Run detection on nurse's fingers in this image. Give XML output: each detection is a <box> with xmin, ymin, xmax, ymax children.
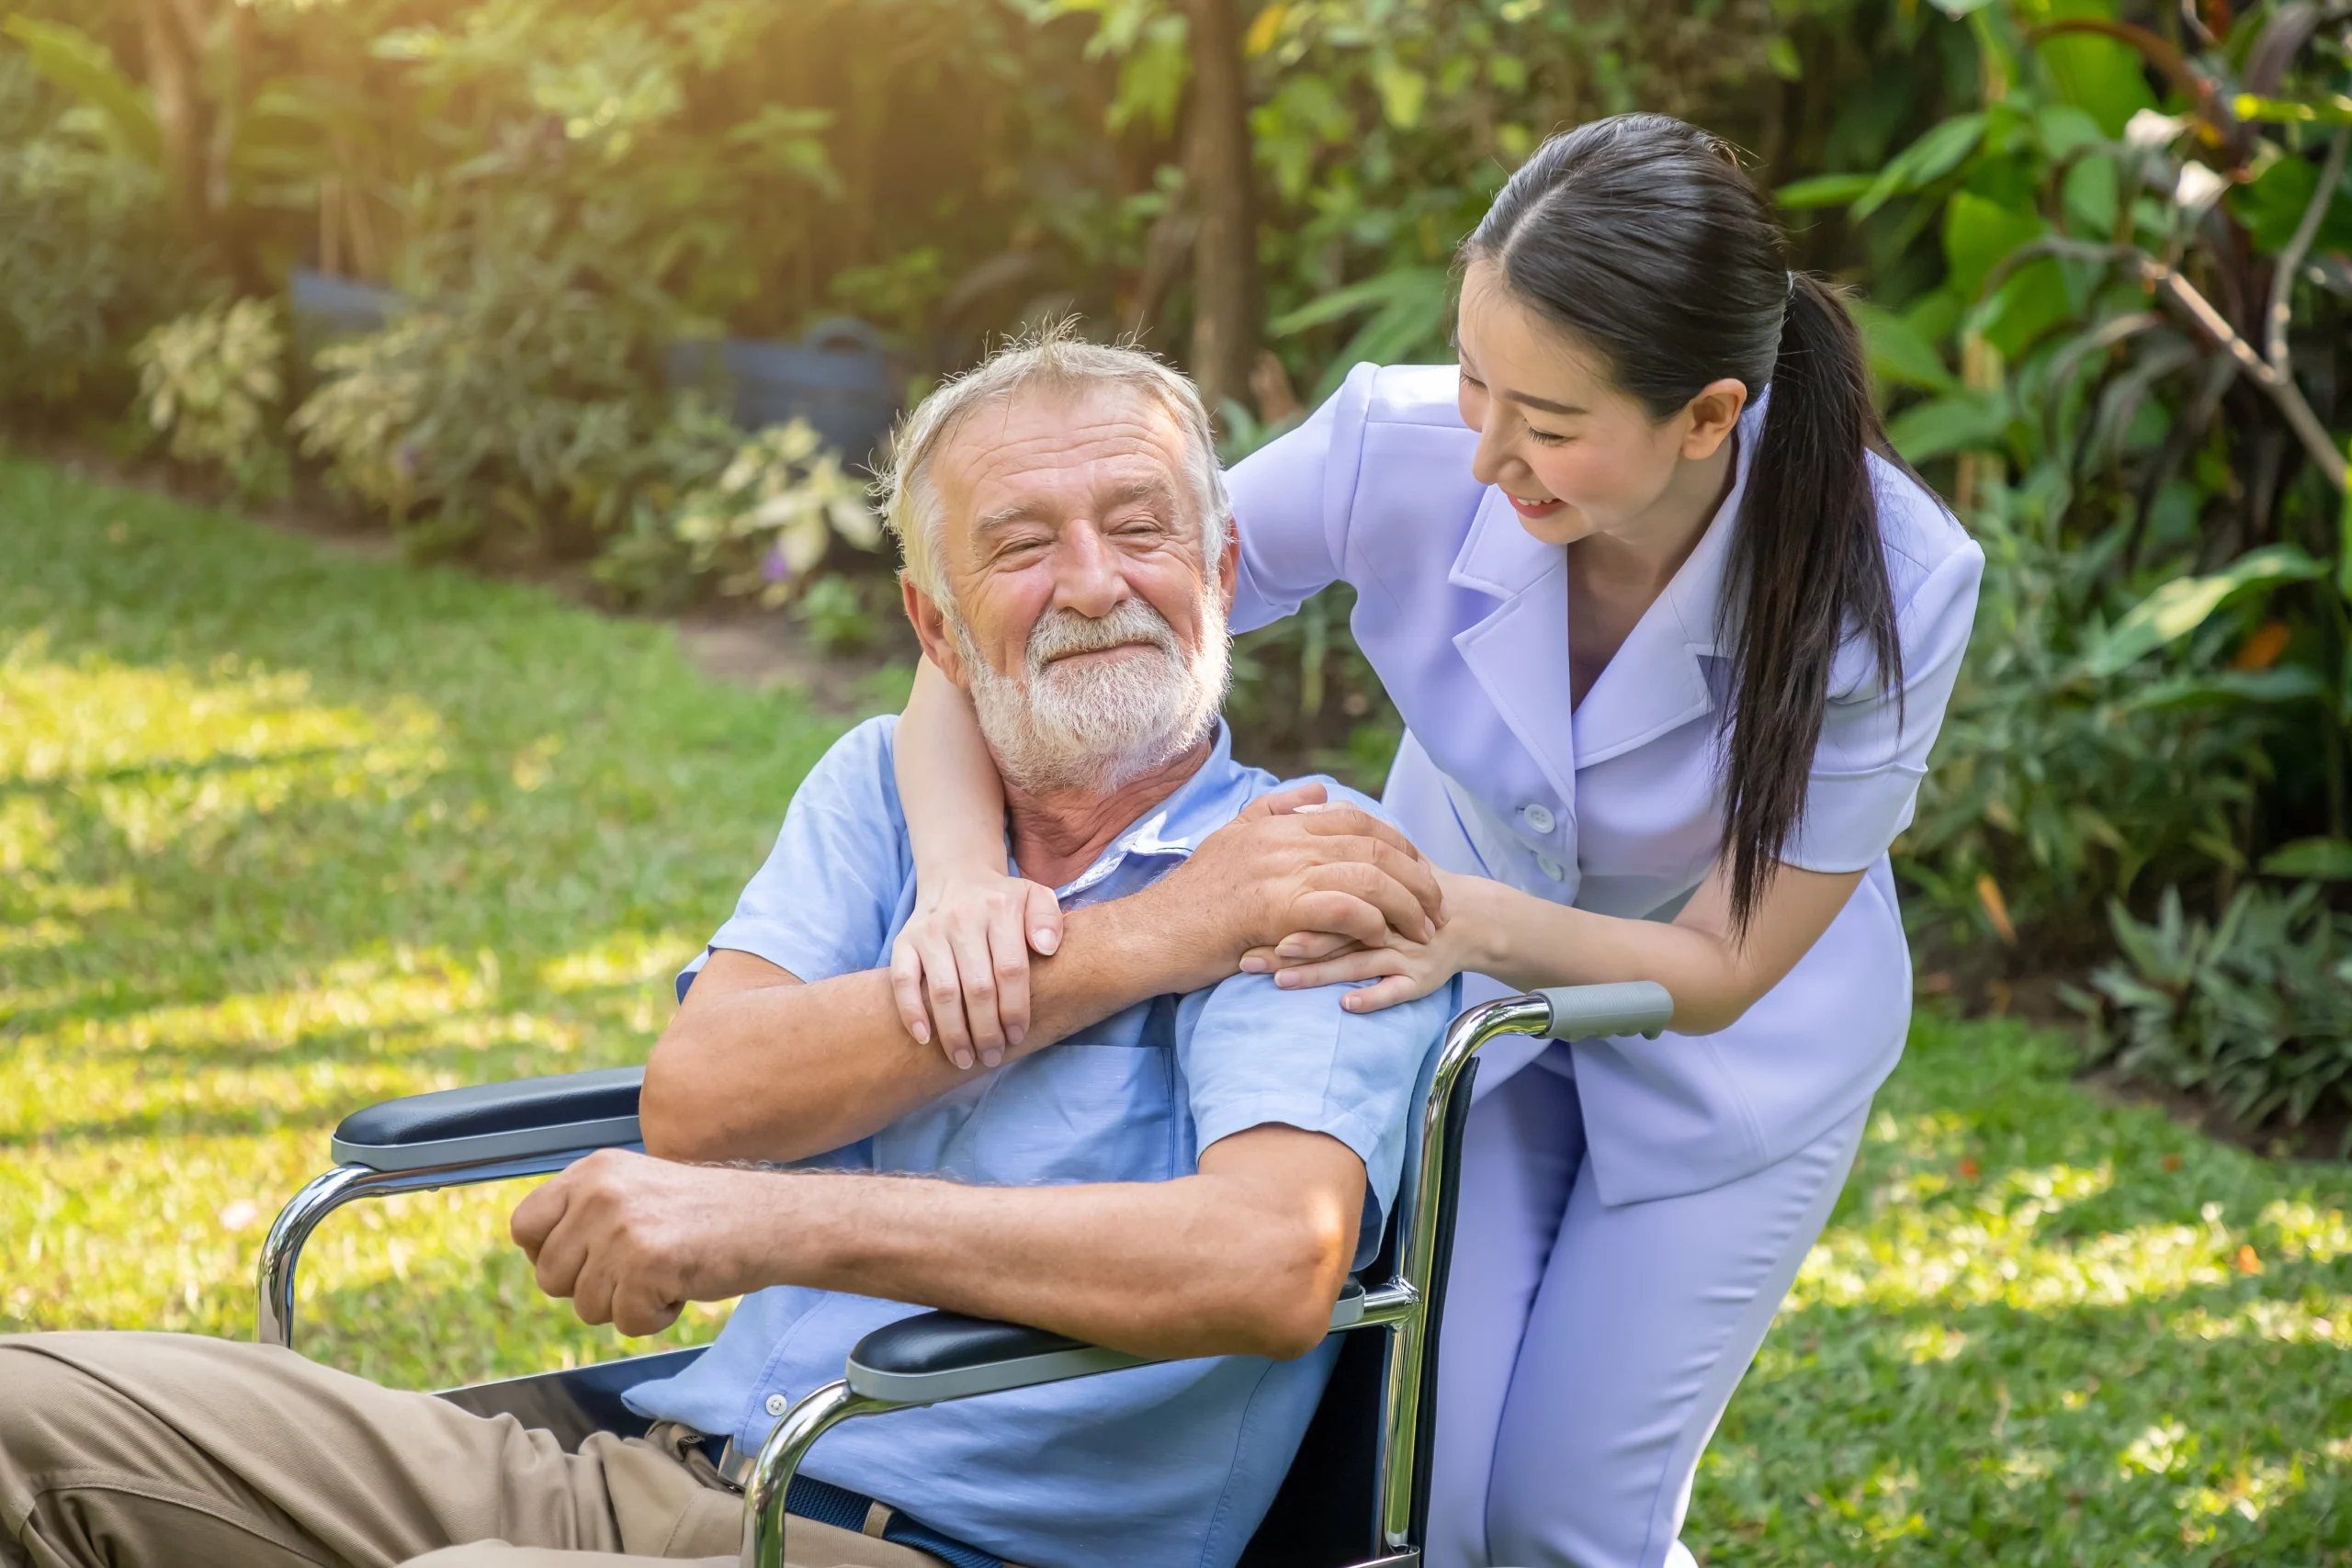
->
<box><xmin>1238</xmin><ymin>935</ymin><xmax>1360</xmax><ymax>974</ymax></box>
<box><xmin>1339</xmin><ymin>974</ymin><xmax>1426</xmax><ymax>1012</ymax></box>
<box><xmin>1269</xmin><ymin>946</ymin><xmax>1405</xmax><ymax>991</ymax></box>
<box><xmin>946</xmin><ymin>921</ymin><xmax>1010</xmax><ymax>1068</ymax></box>
<box><xmin>888</xmin><ymin>934</ymin><xmax>939</xmax><ymax>1052</ymax></box>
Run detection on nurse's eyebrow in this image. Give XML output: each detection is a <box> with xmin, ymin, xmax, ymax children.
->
<box><xmin>1502</xmin><ymin>389</ymin><xmax>1587</xmax><ymax>417</ymax></box>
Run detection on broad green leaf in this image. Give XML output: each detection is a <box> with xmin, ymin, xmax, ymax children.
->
<box><xmin>1885</xmin><ymin>391</ymin><xmax>2010</xmax><ymax>462</ymax></box>
<box><xmin>2</xmin><ymin>15</ymin><xmax>159</xmax><ymax>166</ymax></box>
<box><xmin>2259</xmin><ymin>837</ymin><xmax>2352</xmax><ymax>880</ymax></box>
<box><xmin>1766</xmin><ymin>37</ymin><xmax>1802</xmax><ymax>82</ymax></box>
<box><xmin>1850</xmin><ymin>300</ymin><xmax>1958</xmax><ymax>391</ymax></box>
<box><xmin>2061</xmin><ymin>153</ymin><xmax>2120</xmax><ymax>233</ymax></box>
<box><xmin>1853</xmin><ymin>113</ymin><xmax>1988</xmax><ymax>220</ymax></box>
<box><xmin>1372</xmin><ymin>61</ymin><xmax>1426</xmax><ymax>131</ymax></box>
<box><xmin>2085</xmin><ymin>545</ymin><xmax>2328</xmax><ymax>676</ymax></box>
<box><xmin>1270</xmin><ymin>267</ymin><xmax>1449</xmax><ymax>336</ymax></box>
<box><xmin>2032</xmin><ymin>7</ymin><xmax>2156</xmax><ymax>137</ymax></box>
<box><xmin>2229</xmin><ymin>152</ymin><xmax>2352</xmax><ymax>256</ymax></box>
<box><xmin>2036</xmin><ymin>104</ymin><xmax>2106</xmax><ymax>159</ymax></box>
<box><xmin>1978</xmin><ymin>256</ymin><xmax>2074</xmax><ymax>357</ymax></box>
<box><xmin>2126</xmin><ymin>667</ymin><xmax>2328</xmax><ymax>709</ymax></box>
<box><xmin>1777</xmin><ymin>173</ymin><xmax>1877</xmax><ymax>210</ymax></box>
<box><xmin>1944</xmin><ymin>190</ymin><xmax>2048</xmax><ymax>298</ymax></box>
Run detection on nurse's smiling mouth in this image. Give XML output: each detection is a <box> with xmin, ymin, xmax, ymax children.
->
<box><xmin>1504</xmin><ymin>491</ymin><xmax>1566</xmax><ymax>521</ymax></box>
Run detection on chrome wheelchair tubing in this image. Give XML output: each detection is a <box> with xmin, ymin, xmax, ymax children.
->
<box><xmin>739</xmin><ymin>1379</ymin><xmax>907</xmax><ymax>1568</ymax></box>
<box><xmin>1374</xmin><ymin>992</ymin><xmax>1554</xmax><ymax>1554</ymax></box>
<box><xmin>255</xmin><ymin>1149</ymin><xmax>610</xmax><ymax>1349</ymax></box>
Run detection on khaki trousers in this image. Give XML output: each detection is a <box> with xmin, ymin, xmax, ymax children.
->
<box><xmin>0</xmin><ymin>1333</ymin><xmax>944</xmax><ymax>1568</ymax></box>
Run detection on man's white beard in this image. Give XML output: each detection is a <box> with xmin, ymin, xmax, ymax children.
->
<box><xmin>952</xmin><ymin>592</ymin><xmax>1230</xmax><ymax>795</ymax></box>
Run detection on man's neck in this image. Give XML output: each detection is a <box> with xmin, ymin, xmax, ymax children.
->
<box><xmin>1002</xmin><ymin>733</ymin><xmax>1217</xmax><ymax>891</ymax></box>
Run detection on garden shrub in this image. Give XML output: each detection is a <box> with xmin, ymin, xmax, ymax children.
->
<box><xmin>2076</xmin><ymin>883</ymin><xmax>2352</xmax><ymax>1144</ymax></box>
<box><xmin>0</xmin><ymin>51</ymin><xmax>184</xmax><ymax>413</ymax></box>
<box><xmin>132</xmin><ymin>299</ymin><xmax>289</xmax><ymax>499</ymax></box>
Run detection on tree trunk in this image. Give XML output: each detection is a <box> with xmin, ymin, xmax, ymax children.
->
<box><xmin>1182</xmin><ymin>0</ymin><xmax>1259</xmax><ymax>420</ymax></box>
<box><xmin>139</xmin><ymin>0</ymin><xmax>207</xmax><ymax>246</ymax></box>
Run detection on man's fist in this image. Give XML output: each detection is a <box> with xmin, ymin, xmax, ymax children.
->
<box><xmin>510</xmin><ymin>1148</ymin><xmax>766</xmax><ymax>1338</ymax></box>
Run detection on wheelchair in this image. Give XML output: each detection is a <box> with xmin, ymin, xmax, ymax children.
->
<box><xmin>256</xmin><ymin>982</ymin><xmax>1672</xmax><ymax>1568</ymax></box>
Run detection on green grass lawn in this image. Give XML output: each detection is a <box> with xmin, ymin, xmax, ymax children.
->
<box><xmin>4</xmin><ymin>457</ymin><xmax>2348</xmax><ymax>1563</ymax></box>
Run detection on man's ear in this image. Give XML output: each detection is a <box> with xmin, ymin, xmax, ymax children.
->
<box><xmin>1216</xmin><ymin>524</ymin><xmax>1239</xmax><ymax>619</ymax></box>
<box><xmin>1679</xmin><ymin>378</ymin><xmax>1748</xmax><ymax>461</ymax></box>
<box><xmin>901</xmin><ymin>575</ymin><xmax>968</xmax><ymax>687</ymax></box>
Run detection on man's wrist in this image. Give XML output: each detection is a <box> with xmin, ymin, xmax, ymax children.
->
<box><xmin>1075</xmin><ymin>879</ymin><xmax>1233</xmax><ymax>996</ymax></box>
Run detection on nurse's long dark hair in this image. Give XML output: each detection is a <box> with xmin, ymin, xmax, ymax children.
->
<box><xmin>1464</xmin><ymin>113</ymin><xmax>1913</xmax><ymax>939</ymax></box>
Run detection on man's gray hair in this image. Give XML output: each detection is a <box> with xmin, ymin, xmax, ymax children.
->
<box><xmin>874</xmin><ymin>320</ymin><xmax>1231</xmax><ymax>602</ymax></box>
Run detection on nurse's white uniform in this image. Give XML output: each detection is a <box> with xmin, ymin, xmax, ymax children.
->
<box><xmin>1225</xmin><ymin>364</ymin><xmax>1984</xmax><ymax>1568</ymax></box>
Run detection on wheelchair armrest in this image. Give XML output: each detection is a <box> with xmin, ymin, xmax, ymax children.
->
<box><xmin>329</xmin><ymin>1066</ymin><xmax>644</xmax><ymax>1171</ymax></box>
<box><xmin>1537</xmin><ymin>980</ymin><xmax>1673</xmax><ymax>1042</ymax></box>
<box><xmin>842</xmin><ymin>1278</ymin><xmax>1368</xmax><ymax>1404</ymax></box>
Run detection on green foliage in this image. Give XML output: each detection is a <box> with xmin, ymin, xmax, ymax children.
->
<box><xmin>132</xmin><ymin>299</ymin><xmax>290</xmax><ymax>499</ymax></box>
<box><xmin>2078</xmin><ymin>884</ymin><xmax>2352</xmax><ymax>1139</ymax></box>
<box><xmin>1828</xmin><ymin>2</ymin><xmax>2352</xmax><ymax>971</ymax></box>
<box><xmin>794</xmin><ymin>573</ymin><xmax>883</xmax><ymax>656</ymax></box>
<box><xmin>0</xmin><ymin>50</ymin><xmax>182</xmax><ymax>412</ymax></box>
<box><xmin>287</xmin><ymin>240</ymin><xmax>669</xmax><ymax>560</ymax></box>
<box><xmin>658</xmin><ymin>420</ymin><xmax>883</xmax><ymax>609</ymax></box>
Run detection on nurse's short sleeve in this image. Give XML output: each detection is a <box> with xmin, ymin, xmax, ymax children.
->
<box><xmin>1177</xmin><ymin>970</ymin><xmax>1453</xmax><ymax>1267</ymax></box>
<box><xmin>680</xmin><ymin>716</ymin><xmax>910</xmax><ymax>994</ymax></box>
<box><xmin>1786</xmin><ymin>528</ymin><xmax>1986</xmax><ymax>874</ymax></box>
<box><xmin>1225</xmin><ymin>363</ymin><xmax>1379</xmax><ymax>632</ymax></box>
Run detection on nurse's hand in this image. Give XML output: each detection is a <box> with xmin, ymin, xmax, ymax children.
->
<box><xmin>1179</xmin><ymin>784</ymin><xmax>1446</xmax><ymax>959</ymax></box>
<box><xmin>889</xmin><ymin>869</ymin><xmax>1066</xmax><ymax>1071</ymax></box>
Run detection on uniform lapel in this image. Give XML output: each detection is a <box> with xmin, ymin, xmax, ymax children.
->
<box><xmin>1448</xmin><ymin>488</ymin><xmax>1581</xmax><ymax>808</ymax></box>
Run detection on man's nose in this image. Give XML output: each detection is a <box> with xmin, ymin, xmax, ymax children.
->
<box><xmin>1048</xmin><ymin>523</ymin><xmax>1130</xmax><ymax>619</ymax></box>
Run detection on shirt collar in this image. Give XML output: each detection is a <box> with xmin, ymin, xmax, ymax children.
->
<box><xmin>1042</xmin><ymin>721</ymin><xmax>1252</xmax><ymax>903</ymax></box>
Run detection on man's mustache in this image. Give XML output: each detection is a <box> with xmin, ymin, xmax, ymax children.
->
<box><xmin>1026</xmin><ymin>601</ymin><xmax>1180</xmax><ymax>674</ymax></box>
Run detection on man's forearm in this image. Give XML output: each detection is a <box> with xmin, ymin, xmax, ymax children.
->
<box><xmin>643</xmin><ymin>881</ymin><xmax>1235</xmax><ymax>1164</ymax></box>
<box><xmin>710</xmin><ymin>1144</ymin><xmax>1354</xmax><ymax>1360</ymax></box>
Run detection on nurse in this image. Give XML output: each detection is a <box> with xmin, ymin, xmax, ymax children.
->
<box><xmin>882</xmin><ymin>114</ymin><xmax>1982</xmax><ymax>1568</ymax></box>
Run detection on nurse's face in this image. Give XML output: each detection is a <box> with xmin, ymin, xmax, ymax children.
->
<box><xmin>1454</xmin><ymin>258</ymin><xmax>1745</xmax><ymax>548</ymax></box>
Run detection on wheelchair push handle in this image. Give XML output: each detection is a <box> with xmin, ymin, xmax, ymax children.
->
<box><xmin>1535</xmin><ymin>980</ymin><xmax>1673</xmax><ymax>1042</ymax></box>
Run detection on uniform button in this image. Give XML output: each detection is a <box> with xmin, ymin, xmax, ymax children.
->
<box><xmin>1535</xmin><ymin>853</ymin><xmax>1565</xmax><ymax>882</ymax></box>
<box><xmin>764</xmin><ymin>1393</ymin><xmax>789</xmax><ymax>1417</ymax></box>
<box><xmin>1521</xmin><ymin>803</ymin><xmax>1555</xmax><ymax>835</ymax></box>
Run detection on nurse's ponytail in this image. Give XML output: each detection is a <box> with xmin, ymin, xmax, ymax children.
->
<box><xmin>1464</xmin><ymin>113</ymin><xmax>1919</xmax><ymax>938</ymax></box>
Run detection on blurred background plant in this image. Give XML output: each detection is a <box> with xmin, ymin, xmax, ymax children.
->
<box><xmin>132</xmin><ymin>297</ymin><xmax>289</xmax><ymax>500</ymax></box>
<box><xmin>4</xmin><ymin>0</ymin><xmax>2351</xmax><ymax>1134</ymax></box>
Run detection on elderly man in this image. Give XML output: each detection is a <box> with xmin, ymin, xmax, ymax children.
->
<box><xmin>0</xmin><ymin>331</ymin><xmax>1452</xmax><ymax>1568</ymax></box>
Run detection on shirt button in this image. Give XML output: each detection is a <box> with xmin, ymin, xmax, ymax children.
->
<box><xmin>1521</xmin><ymin>803</ymin><xmax>1556</xmax><ymax>835</ymax></box>
<box><xmin>764</xmin><ymin>1393</ymin><xmax>789</xmax><ymax>1417</ymax></box>
<box><xmin>1535</xmin><ymin>853</ymin><xmax>1565</xmax><ymax>882</ymax></box>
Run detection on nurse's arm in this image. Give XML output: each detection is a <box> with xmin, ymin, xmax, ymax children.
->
<box><xmin>512</xmin><ymin>1125</ymin><xmax>1364</xmax><ymax>1359</ymax></box>
<box><xmin>888</xmin><ymin>657</ymin><xmax>1062</xmax><ymax>1067</ymax></box>
<box><xmin>1456</xmin><ymin>860</ymin><xmax>1865</xmax><ymax>1034</ymax></box>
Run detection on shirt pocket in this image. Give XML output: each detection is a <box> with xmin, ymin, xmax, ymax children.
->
<box><xmin>875</xmin><ymin>1042</ymin><xmax>1180</xmax><ymax>1189</ymax></box>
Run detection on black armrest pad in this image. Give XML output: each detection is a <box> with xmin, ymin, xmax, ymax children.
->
<box><xmin>846</xmin><ymin>1312</ymin><xmax>1148</xmax><ymax>1404</ymax></box>
<box><xmin>857</xmin><ymin>1312</ymin><xmax>1091</xmax><ymax>1376</ymax></box>
<box><xmin>841</xmin><ymin>1280</ymin><xmax>1369</xmax><ymax>1406</ymax></box>
<box><xmin>331</xmin><ymin>1066</ymin><xmax>644</xmax><ymax>1171</ymax></box>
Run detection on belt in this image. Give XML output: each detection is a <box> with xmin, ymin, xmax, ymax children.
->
<box><xmin>697</xmin><ymin>1432</ymin><xmax>1018</xmax><ymax>1568</ymax></box>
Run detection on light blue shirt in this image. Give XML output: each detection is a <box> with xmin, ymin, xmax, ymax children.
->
<box><xmin>625</xmin><ymin>715</ymin><xmax>1450</xmax><ymax>1568</ymax></box>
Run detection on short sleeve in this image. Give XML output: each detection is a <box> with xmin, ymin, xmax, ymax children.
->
<box><xmin>1177</xmin><ymin>968</ymin><xmax>1454</xmax><ymax>1267</ymax></box>
<box><xmin>676</xmin><ymin>716</ymin><xmax>912</xmax><ymax>998</ymax></box>
<box><xmin>1785</xmin><ymin>533</ymin><xmax>1986</xmax><ymax>874</ymax></box>
<box><xmin>1226</xmin><ymin>364</ymin><xmax>1379</xmax><ymax>632</ymax></box>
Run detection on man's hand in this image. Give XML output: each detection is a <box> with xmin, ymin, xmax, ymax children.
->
<box><xmin>1162</xmin><ymin>784</ymin><xmax>1445</xmax><ymax>967</ymax></box>
<box><xmin>510</xmin><ymin>1149</ymin><xmax>768</xmax><ymax>1338</ymax></box>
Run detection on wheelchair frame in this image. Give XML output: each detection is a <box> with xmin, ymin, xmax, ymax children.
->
<box><xmin>258</xmin><ymin>982</ymin><xmax>1672</xmax><ymax>1568</ymax></box>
